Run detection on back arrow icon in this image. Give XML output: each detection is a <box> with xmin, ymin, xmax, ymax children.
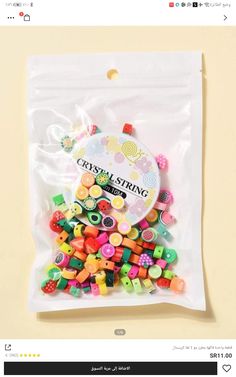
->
<box><xmin>224</xmin><ymin>15</ymin><xmax>227</xmax><ymax>21</ymax></box>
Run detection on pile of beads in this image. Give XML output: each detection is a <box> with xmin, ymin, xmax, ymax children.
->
<box><xmin>43</xmin><ymin>166</ymin><xmax>185</xmax><ymax>297</ymax></box>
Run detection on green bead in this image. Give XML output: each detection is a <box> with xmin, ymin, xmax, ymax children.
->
<box><xmin>83</xmin><ymin>196</ymin><xmax>97</xmax><ymax>211</ymax></box>
<box><xmin>69</xmin><ymin>286</ymin><xmax>81</xmax><ymax>297</ymax></box>
<box><xmin>68</xmin><ymin>232</ymin><xmax>75</xmax><ymax>243</ymax></box>
<box><xmin>96</xmin><ymin>250</ymin><xmax>102</xmax><ymax>259</ymax></box>
<box><xmin>57</xmin><ymin>203</ymin><xmax>68</xmax><ymax>213</ymax></box>
<box><xmin>162</xmin><ymin>248</ymin><xmax>177</xmax><ymax>264</ymax></box>
<box><xmin>96</xmin><ymin>172</ymin><xmax>110</xmax><ymax>187</ymax></box>
<box><xmin>82</xmin><ymin>286</ymin><xmax>91</xmax><ymax>293</ymax></box>
<box><xmin>69</xmin><ymin>258</ymin><xmax>84</xmax><ymax>270</ymax></box>
<box><xmin>52</xmin><ymin>194</ymin><xmax>65</xmax><ymax>206</ymax></box>
<box><xmin>57</xmin><ymin>277</ymin><xmax>68</xmax><ymax>290</ymax></box>
<box><xmin>132</xmin><ymin>278</ymin><xmax>143</xmax><ymax>293</ymax></box>
<box><xmin>120</xmin><ymin>263</ymin><xmax>132</xmax><ymax>276</ymax></box>
<box><xmin>68</xmin><ymin>217</ymin><xmax>80</xmax><ymax>228</ymax></box>
<box><xmin>106</xmin><ymin>271</ymin><xmax>114</xmax><ymax>287</ymax></box>
<box><xmin>156</xmin><ymin>223</ymin><xmax>172</xmax><ymax>241</ymax></box>
<box><xmin>121</xmin><ymin>276</ymin><xmax>133</xmax><ymax>292</ymax></box>
<box><xmin>87</xmin><ymin>211</ymin><xmax>102</xmax><ymax>225</ymax></box>
<box><xmin>162</xmin><ymin>270</ymin><xmax>175</xmax><ymax>280</ymax></box>
<box><xmin>153</xmin><ymin>245</ymin><xmax>164</xmax><ymax>259</ymax></box>
<box><xmin>47</xmin><ymin>267</ymin><xmax>61</xmax><ymax>281</ymax></box>
<box><xmin>148</xmin><ymin>265</ymin><xmax>162</xmax><ymax>279</ymax></box>
<box><xmin>122</xmin><ymin>248</ymin><xmax>132</xmax><ymax>263</ymax></box>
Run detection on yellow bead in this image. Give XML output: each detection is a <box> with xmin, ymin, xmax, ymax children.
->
<box><xmin>95</xmin><ymin>270</ymin><xmax>106</xmax><ymax>284</ymax></box>
<box><xmin>59</xmin><ymin>242</ymin><xmax>74</xmax><ymax>256</ymax></box>
<box><xmin>73</xmin><ymin>224</ymin><xmax>85</xmax><ymax>237</ymax></box>
<box><xmin>111</xmin><ymin>195</ymin><xmax>125</xmax><ymax>210</ymax></box>
<box><xmin>99</xmin><ymin>282</ymin><xmax>108</xmax><ymax>295</ymax></box>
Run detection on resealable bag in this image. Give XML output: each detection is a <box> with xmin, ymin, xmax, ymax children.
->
<box><xmin>28</xmin><ymin>52</ymin><xmax>205</xmax><ymax>312</ymax></box>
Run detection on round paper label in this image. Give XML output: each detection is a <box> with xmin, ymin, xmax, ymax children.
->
<box><xmin>73</xmin><ymin>132</ymin><xmax>160</xmax><ymax>227</ymax></box>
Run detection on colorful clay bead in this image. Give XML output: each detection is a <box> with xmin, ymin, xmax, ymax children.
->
<box><xmin>52</xmin><ymin>194</ymin><xmax>65</xmax><ymax>206</ymax></box>
<box><xmin>141</xmin><ymin>227</ymin><xmax>158</xmax><ymax>242</ymax></box>
<box><xmin>139</xmin><ymin>253</ymin><xmax>154</xmax><ymax>268</ymax></box>
<box><xmin>73</xmin><ymin>250</ymin><xmax>87</xmax><ymax>262</ymax></box>
<box><xmin>138</xmin><ymin>218</ymin><xmax>149</xmax><ymax>230</ymax></box>
<box><xmin>49</xmin><ymin>219</ymin><xmax>63</xmax><ymax>234</ymax></box>
<box><xmin>96</xmin><ymin>172</ymin><xmax>109</xmax><ymax>187</ymax></box>
<box><xmin>106</xmin><ymin>271</ymin><xmax>115</xmax><ymax>287</ymax></box>
<box><xmin>83</xmin><ymin>225</ymin><xmax>99</xmax><ymax>238</ymax></box>
<box><xmin>137</xmin><ymin>266</ymin><xmax>147</xmax><ymax>279</ymax></box>
<box><xmin>99</xmin><ymin>283</ymin><xmax>108</xmax><ymax>295</ymax></box>
<box><xmin>52</xmin><ymin>210</ymin><xmax>65</xmax><ymax>222</ymax></box>
<box><xmin>94</xmin><ymin>270</ymin><xmax>106</xmax><ymax>284</ymax></box>
<box><xmin>156</xmin><ymin>259</ymin><xmax>167</xmax><ymax>269</ymax></box>
<box><xmin>120</xmin><ymin>263</ymin><xmax>132</xmax><ymax>276</ymax></box>
<box><xmin>121</xmin><ymin>276</ymin><xmax>133</xmax><ymax>292</ymax></box>
<box><xmin>96</xmin><ymin>232</ymin><xmax>109</xmax><ymax>246</ymax></box>
<box><xmin>148</xmin><ymin>265</ymin><xmax>162</xmax><ymax>279</ymax></box>
<box><xmin>142</xmin><ymin>242</ymin><xmax>155</xmax><ymax>250</ymax></box>
<box><xmin>69</xmin><ymin>286</ymin><xmax>81</xmax><ymax>297</ymax></box>
<box><xmin>81</xmin><ymin>172</ymin><xmax>95</xmax><ymax>188</ymax></box>
<box><xmin>156</xmin><ymin>277</ymin><xmax>171</xmax><ymax>288</ymax></box>
<box><xmin>47</xmin><ymin>264</ymin><xmax>61</xmax><ymax>281</ymax></box>
<box><xmin>84</xmin><ymin>259</ymin><xmax>99</xmax><ymax>274</ymax></box>
<box><xmin>70</xmin><ymin>237</ymin><xmax>85</xmax><ymax>252</ymax></box>
<box><xmin>76</xmin><ymin>268</ymin><xmax>90</xmax><ymax>283</ymax></box>
<box><xmin>158</xmin><ymin>189</ymin><xmax>173</xmax><ymax>205</ymax></box>
<box><xmin>69</xmin><ymin>202</ymin><xmax>83</xmax><ymax>216</ymax></box>
<box><xmin>133</xmin><ymin>244</ymin><xmax>143</xmax><ymax>255</ymax></box>
<box><xmin>143</xmin><ymin>278</ymin><xmax>156</xmax><ymax>293</ymax></box>
<box><xmin>59</xmin><ymin>242</ymin><xmax>75</xmax><ymax>256</ymax></box>
<box><xmin>83</xmin><ymin>196</ymin><xmax>97</xmax><ymax>211</ymax></box>
<box><xmin>76</xmin><ymin>185</ymin><xmax>89</xmax><ymax>201</ymax></box>
<box><xmin>54</xmin><ymin>252</ymin><xmax>70</xmax><ymax>268</ymax></box>
<box><xmin>122</xmin><ymin>248</ymin><xmax>132</xmax><ymax>263</ymax></box>
<box><xmin>162</xmin><ymin>248</ymin><xmax>177</xmax><ymax>264</ymax></box>
<box><xmin>117</xmin><ymin>221</ymin><xmax>131</xmax><ymax>235</ymax></box>
<box><xmin>160</xmin><ymin>211</ymin><xmax>175</xmax><ymax>226</ymax></box>
<box><xmin>69</xmin><ymin>258</ymin><xmax>84</xmax><ymax>270</ymax></box>
<box><xmin>122</xmin><ymin>237</ymin><xmax>136</xmax><ymax>251</ymax></box>
<box><xmin>102</xmin><ymin>215</ymin><xmax>116</xmax><ymax>230</ymax></box>
<box><xmin>153</xmin><ymin>201</ymin><xmax>167</xmax><ymax>211</ymax></box>
<box><xmin>73</xmin><ymin>224</ymin><xmax>85</xmax><ymax>237</ymax></box>
<box><xmin>128</xmin><ymin>253</ymin><xmax>140</xmax><ymax>265</ymax></box>
<box><xmin>55</xmin><ymin>230</ymin><xmax>69</xmax><ymax>245</ymax></box>
<box><xmin>153</xmin><ymin>245</ymin><xmax>164</xmax><ymax>259</ymax></box>
<box><xmin>97</xmin><ymin>197</ymin><xmax>111</xmax><ymax>212</ymax></box>
<box><xmin>101</xmin><ymin>243</ymin><xmax>115</xmax><ymax>258</ymax></box>
<box><xmin>56</xmin><ymin>276</ymin><xmax>68</xmax><ymax>290</ymax></box>
<box><xmin>57</xmin><ymin>202</ymin><xmax>69</xmax><ymax>213</ymax></box>
<box><xmin>91</xmin><ymin>283</ymin><xmax>100</xmax><ymax>296</ymax></box>
<box><xmin>85</xmin><ymin>237</ymin><xmax>100</xmax><ymax>254</ymax></box>
<box><xmin>61</xmin><ymin>268</ymin><xmax>77</xmax><ymax>280</ymax></box>
<box><xmin>170</xmin><ymin>276</ymin><xmax>185</xmax><ymax>293</ymax></box>
<box><xmin>87</xmin><ymin>124</ymin><xmax>98</xmax><ymax>135</ymax></box>
<box><xmin>162</xmin><ymin>270</ymin><xmax>175</xmax><ymax>280</ymax></box>
<box><xmin>156</xmin><ymin>154</ymin><xmax>168</xmax><ymax>170</ymax></box>
<box><xmin>145</xmin><ymin>209</ymin><xmax>158</xmax><ymax>224</ymax></box>
<box><xmin>122</xmin><ymin>123</ymin><xmax>133</xmax><ymax>135</ymax></box>
<box><xmin>111</xmin><ymin>195</ymin><xmax>125</xmax><ymax>210</ymax></box>
<box><xmin>156</xmin><ymin>223</ymin><xmax>172</xmax><ymax>241</ymax></box>
<box><xmin>99</xmin><ymin>259</ymin><xmax>115</xmax><ymax>271</ymax></box>
<box><xmin>127</xmin><ymin>227</ymin><xmax>140</xmax><ymax>240</ymax></box>
<box><xmin>67</xmin><ymin>279</ymin><xmax>80</xmax><ymax>288</ymax></box>
<box><xmin>128</xmin><ymin>265</ymin><xmax>139</xmax><ymax>279</ymax></box>
<box><xmin>109</xmin><ymin>232</ymin><xmax>123</xmax><ymax>247</ymax></box>
<box><xmin>89</xmin><ymin>185</ymin><xmax>103</xmax><ymax>199</ymax></box>
<box><xmin>87</xmin><ymin>211</ymin><xmax>102</xmax><ymax>225</ymax></box>
<box><xmin>132</xmin><ymin>278</ymin><xmax>143</xmax><ymax>293</ymax></box>
<box><xmin>41</xmin><ymin>278</ymin><xmax>57</xmax><ymax>294</ymax></box>
<box><xmin>57</xmin><ymin>219</ymin><xmax>73</xmax><ymax>233</ymax></box>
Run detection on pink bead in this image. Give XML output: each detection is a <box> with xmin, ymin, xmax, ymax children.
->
<box><xmin>68</xmin><ymin>279</ymin><xmax>80</xmax><ymax>287</ymax></box>
<box><xmin>88</xmin><ymin>124</ymin><xmax>98</xmax><ymax>135</ymax></box>
<box><xmin>138</xmin><ymin>219</ymin><xmax>149</xmax><ymax>229</ymax></box>
<box><xmin>153</xmin><ymin>201</ymin><xmax>167</xmax><ymax>211</ymax></box>
<box><xmin>160</xmin><ymin>211</ymin><xmax>175</xmax><ymax>226</ymax></box>
<box><xmin>81</xmin><ymin>282</ymin><xmax>90</xmax><ymax>288</ymax></box>
<box><xmin>128</xmin><ymin>265</ymin><xmax>139</xmax><ymax>279</ymax></box>
<box><xmin>96</xmin><ymin>232</ymin><xmax>109</xmax><ymax>246</ymax></box>
<box><xmin>156</xmin><ymin>259</ymin><xmax>167</xmax><ymax>269</ymax></box>
<box><xmin>91</xmin><ymin>283</ymin><xmax>100</xmax><ymax>296</ymax></box>
<box><xmin>156</xmin><ymin>154</ymin><xmax>168</xmax><ymax>170</ymax></box>
<box><xmin>101</xmin><ymin>243</ymin><xmax>115</xmax><ymax>258</ymax></box>
<box><xmin>114</xmin><ymin>265</ymin><xmax>121</xmax><ymax>273</ymax></box>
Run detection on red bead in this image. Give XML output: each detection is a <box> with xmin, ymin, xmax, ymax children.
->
<box><xmin>156</xmin><ymin>277</ymin><xmax>171</xmax><ymax>288</ymax></box>
<box><xmin>97</xmin><ymin>200</ymin><xmax>111</xmax><ymax>212</ymax></box>
<box><xmin>142</xmin><ymin>242</ymin><xmax>155</xmax><ymax>250</ymax></box>
<box><xmin>52</xmin><ymin>210</ymin><xmax>65</xmax><ymax>222</ymax></box>
<box><xmin>70</xmin><ymin>237</ymin><xmax>85</xmax><ymax>252</ymax></box>
<box><xmin>122</xmin><ymin>123</ymin><xmax>133</xmax><ymax>135</ymax></box>
<box><xmin>85</xmin><ymin>237</ymin><xmax>100</xmax><ymax>254</ymax></box>
<box><xmin>49</xmin><ymin>219</ymin><xmax>63</xmax><ymax>233</ymax></box>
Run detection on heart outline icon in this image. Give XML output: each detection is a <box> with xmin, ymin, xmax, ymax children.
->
<box><xmin>222</xmin><ymin>364</ymin><xmax>231</xmax><ymax>372</ymax></box>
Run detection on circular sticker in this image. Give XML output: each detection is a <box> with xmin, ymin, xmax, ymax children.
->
<box><xmin>73</xmin><ymin>132</ymin><xmax>160</xmax><ymax>227</ymax></box>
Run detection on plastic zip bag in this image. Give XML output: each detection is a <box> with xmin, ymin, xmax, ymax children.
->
<box><xmin>28</xmin><ymin>52</ymin><xmax>205</xmax><ymax>312</ymax></box>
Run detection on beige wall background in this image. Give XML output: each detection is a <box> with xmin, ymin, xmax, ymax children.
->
<box><xmin>0</xmin><ymin>27</ymin><xmax>235</xmax><ymax>339</ymax></box>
